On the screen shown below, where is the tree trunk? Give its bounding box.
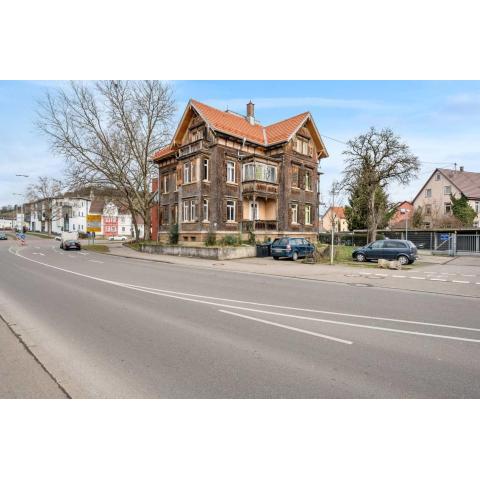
[143,207,151,241]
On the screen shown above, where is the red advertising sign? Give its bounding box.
[103,215,118,236]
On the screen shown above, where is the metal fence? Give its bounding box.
[318,229,480,256]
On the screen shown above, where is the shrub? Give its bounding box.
[205,229,217,246]
[169,223,179,245]
[221,234,241,246]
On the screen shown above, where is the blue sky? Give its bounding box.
[1,80,480,208]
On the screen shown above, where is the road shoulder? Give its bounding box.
[0,313,69,399]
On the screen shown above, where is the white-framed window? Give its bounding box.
[203,199,209,221]
[190,200,196,221]
[183,201,190,221]
[295,136,310,156]
[291,203,298,224]
[242,163,277,183]
[203,158,209,181]
[476,201,480,213]
[305,204,312,225]
[226,200,236,222]
[227,161,236,183]
[305,171,312,191]
[184,162,191,183]
[122,226,125,232]
[425,188,432,198]
[190,128,203,143]
[162,174,169,194]
[444,202,452,214]
[292,165,299,188]
[444,185,451,195]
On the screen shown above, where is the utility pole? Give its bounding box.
[329,181,340,265]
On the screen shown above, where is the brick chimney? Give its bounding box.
[246,101,255,125]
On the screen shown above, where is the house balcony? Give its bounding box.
[242,220,279,231]
[242,180,278,196]
[177,139,207,158]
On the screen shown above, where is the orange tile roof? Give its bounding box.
[152,145,175,161]
[153,99,320,160]
[191,100,266,144]
[329,206,346,219]
[265,112,310,145]
[191,99,309,146]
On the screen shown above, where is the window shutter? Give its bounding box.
[176,164,182,187]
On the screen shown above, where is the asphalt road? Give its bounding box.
[1,236,480,398]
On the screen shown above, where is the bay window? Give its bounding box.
[242,163,277,183]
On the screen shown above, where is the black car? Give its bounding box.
[352,239,417,265]
[0,232,7,240]
[271,237,315,261]
[61,239,81,250]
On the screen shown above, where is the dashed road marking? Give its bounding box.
[452,280,470,284]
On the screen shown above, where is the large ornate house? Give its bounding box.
[151,100,328,242]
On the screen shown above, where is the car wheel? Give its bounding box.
[292,251,298,261]
[273,256,279,260]
[397,255,409,265]
[356,253,366,262]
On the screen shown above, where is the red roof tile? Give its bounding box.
[265,112,309,145]
[152,99,324,160]
[152,145,175,161]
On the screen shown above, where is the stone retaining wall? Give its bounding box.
[137,244,256,260]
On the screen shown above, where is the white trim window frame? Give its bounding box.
[183,200,190,222]
[203,198,209,221]
[444,185,451,195]
[184,162,191,184]
[226,200,236,222]
[305,170,312,191]
[190,199,196,222]
[291,203,298,224]
[227,161,236,183]
[203,158,209,181]
[305,204,312,225]
[425,188,432,198]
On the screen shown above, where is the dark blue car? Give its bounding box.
[352,239,417,265]
[271,237,315,261]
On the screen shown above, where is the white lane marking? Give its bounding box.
[68,255,76,258]
[409,276,426,280]
[220,310,353,345]
[32,252,45,256]
[462,274,475,277]
[79,252,88,255]
[392,275,406,278]
[231,308,480,344]
[88,259,104,264]
[452,280,470,284]
[10,247,480,336]
[430,278,447,282]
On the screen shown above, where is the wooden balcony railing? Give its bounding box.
[242,220,278,231]
[177,139,204,158]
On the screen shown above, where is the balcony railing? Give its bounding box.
[242,220,278,231]
[177,139,204,158]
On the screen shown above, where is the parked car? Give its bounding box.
[108,236,127,241]
[352,239,417,265]
[61,239,81,250]
[271,237,315,261]
[0,232,8,240]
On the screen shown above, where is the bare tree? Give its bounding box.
[36,81,176,240]
[26,176,64,235]
[342,127,420,242]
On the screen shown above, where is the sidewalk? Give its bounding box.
[0,315,68,398]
